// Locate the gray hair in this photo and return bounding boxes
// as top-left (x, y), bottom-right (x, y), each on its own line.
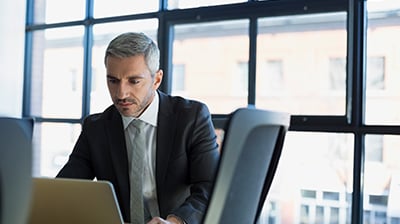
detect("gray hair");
top-left (104, 32), bottom-right (160, 75)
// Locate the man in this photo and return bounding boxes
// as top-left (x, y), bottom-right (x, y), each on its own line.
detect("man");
top-left (57, 32), bottom-right (220, 224)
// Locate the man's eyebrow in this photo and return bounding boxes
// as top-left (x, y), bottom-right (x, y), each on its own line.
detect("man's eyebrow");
top-left (106, 74), bottom-right (145, 79)
top-left (127, 74), bottom-right (145, 79)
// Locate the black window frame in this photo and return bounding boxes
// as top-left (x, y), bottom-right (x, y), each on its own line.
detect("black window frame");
top-left (23, 1), bottom-right (400, 224)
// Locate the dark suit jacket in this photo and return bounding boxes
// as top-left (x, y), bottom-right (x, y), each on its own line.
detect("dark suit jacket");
top-left (57, 91), bottom-right (220, 224)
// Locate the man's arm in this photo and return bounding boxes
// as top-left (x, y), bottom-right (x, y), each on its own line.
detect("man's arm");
top-left (171, 103), bottom-right (220, 224)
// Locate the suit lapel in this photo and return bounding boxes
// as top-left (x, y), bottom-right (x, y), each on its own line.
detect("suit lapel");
top-left (105, 108), bottom-right (130, 193)
top-left (156, 92), bottom-right (177, 190)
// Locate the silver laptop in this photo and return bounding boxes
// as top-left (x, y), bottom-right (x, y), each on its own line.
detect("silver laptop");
top-left (28, 177), bottom-right (124, 224)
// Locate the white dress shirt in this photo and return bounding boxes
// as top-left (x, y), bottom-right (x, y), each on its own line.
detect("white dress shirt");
top-left (122, 92), bottom-right (160, 219)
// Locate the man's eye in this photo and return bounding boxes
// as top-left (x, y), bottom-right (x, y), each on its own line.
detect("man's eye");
top-left (129, 79), bottom-right (140, 84)
top-left (108, 78), bottom-right (118, 84)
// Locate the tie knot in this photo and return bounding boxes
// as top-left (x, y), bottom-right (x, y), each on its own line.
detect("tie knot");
top-left (131, 119), bottom-right (145, 130)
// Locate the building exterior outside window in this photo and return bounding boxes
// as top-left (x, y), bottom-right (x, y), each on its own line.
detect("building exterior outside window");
top-left (23, 0), bottom-right (400, 223)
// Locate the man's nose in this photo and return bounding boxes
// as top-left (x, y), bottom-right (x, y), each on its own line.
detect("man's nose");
top-left (116, 82), bottom-right (130, 99)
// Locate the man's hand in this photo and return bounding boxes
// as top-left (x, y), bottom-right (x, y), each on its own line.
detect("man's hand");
top-left (146, 215), bottom-right (184, 224)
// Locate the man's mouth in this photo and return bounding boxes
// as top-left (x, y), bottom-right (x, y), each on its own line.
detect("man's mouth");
top-left (117, 99), bottom-right (135, 107)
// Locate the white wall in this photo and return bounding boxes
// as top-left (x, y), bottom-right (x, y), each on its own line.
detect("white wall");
top-left (0, 0), bottom-right (26, 117)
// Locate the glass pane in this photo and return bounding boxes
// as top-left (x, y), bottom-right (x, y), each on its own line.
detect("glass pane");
top-left (94, 0), bottom-right (158, 18)
top-left (171, 20), bottom-right (249, 114)
top-left (316, 206), bottom-right (324, 223)
top-left (364, 134), bottom-right (400, 223)
top-left (365, 1), bottom-right (400, 125)
top-left (32, 122), bottom-right (81, 177)
top-left (33, 0), bottom-right (85, 24)
top-left (256, 12), bottom-right (347, 115)
top-left (168, 0), bottom-right (246, 10)
top-left (30, 27), bottom-right (84, 118)
top-left (330, 207), bottom-right (340, 224)
top-left (91, 19), bottom-right (158, 114)
top-left (257, 132), bottom-right (354, 224)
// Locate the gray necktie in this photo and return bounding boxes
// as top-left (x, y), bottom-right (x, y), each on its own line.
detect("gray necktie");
top-left (129, 119), bottom-right (146, 224)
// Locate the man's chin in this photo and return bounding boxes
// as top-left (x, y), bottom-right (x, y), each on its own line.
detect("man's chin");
top-left (118, 107), bottom-right (135, 117)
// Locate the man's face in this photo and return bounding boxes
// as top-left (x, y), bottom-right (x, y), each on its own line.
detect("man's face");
top-left (105, 55), bottom-right (163, 117)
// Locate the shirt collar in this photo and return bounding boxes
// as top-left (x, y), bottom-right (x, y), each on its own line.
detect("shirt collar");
top-left (121, 91), bottom-right (159, 129)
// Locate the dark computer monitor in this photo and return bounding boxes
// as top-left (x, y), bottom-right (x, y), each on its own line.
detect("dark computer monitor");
top-left (0, 117), bottom-right (33, 224)
top-left (205, 108), bottom-right (290, 224)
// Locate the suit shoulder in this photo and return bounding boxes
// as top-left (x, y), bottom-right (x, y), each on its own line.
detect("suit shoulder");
top-left (82, 105), bottom-right (117, 125)
top-left (168, 94), bottom-right (207, 109)
top-left (159, 91), bottom-right (212, 118)
top-left (84, 113), bottom-right (102, 123)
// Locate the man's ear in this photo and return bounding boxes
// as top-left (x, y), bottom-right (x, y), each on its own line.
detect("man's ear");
top-left (153, 69), bottom-right (163, 89)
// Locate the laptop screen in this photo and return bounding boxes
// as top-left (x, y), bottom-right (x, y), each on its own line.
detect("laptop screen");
top-left (0, 117), bottom-right (33, 224)
top-left (28, 178), bottom-right (124, 224)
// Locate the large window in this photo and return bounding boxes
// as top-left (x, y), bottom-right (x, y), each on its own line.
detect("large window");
top-left (365, 1), bottom-right (400, 125)
top-left (24, 0), bottom-right (400, 223)
top-left (30, 27), bottom-right (84, 119)
top-left (258, 132), bottom-right (354, 224)
top-left (171, 20), bottom-right (250, 113)
top-left (256, 13), bottom-right (347, 115)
